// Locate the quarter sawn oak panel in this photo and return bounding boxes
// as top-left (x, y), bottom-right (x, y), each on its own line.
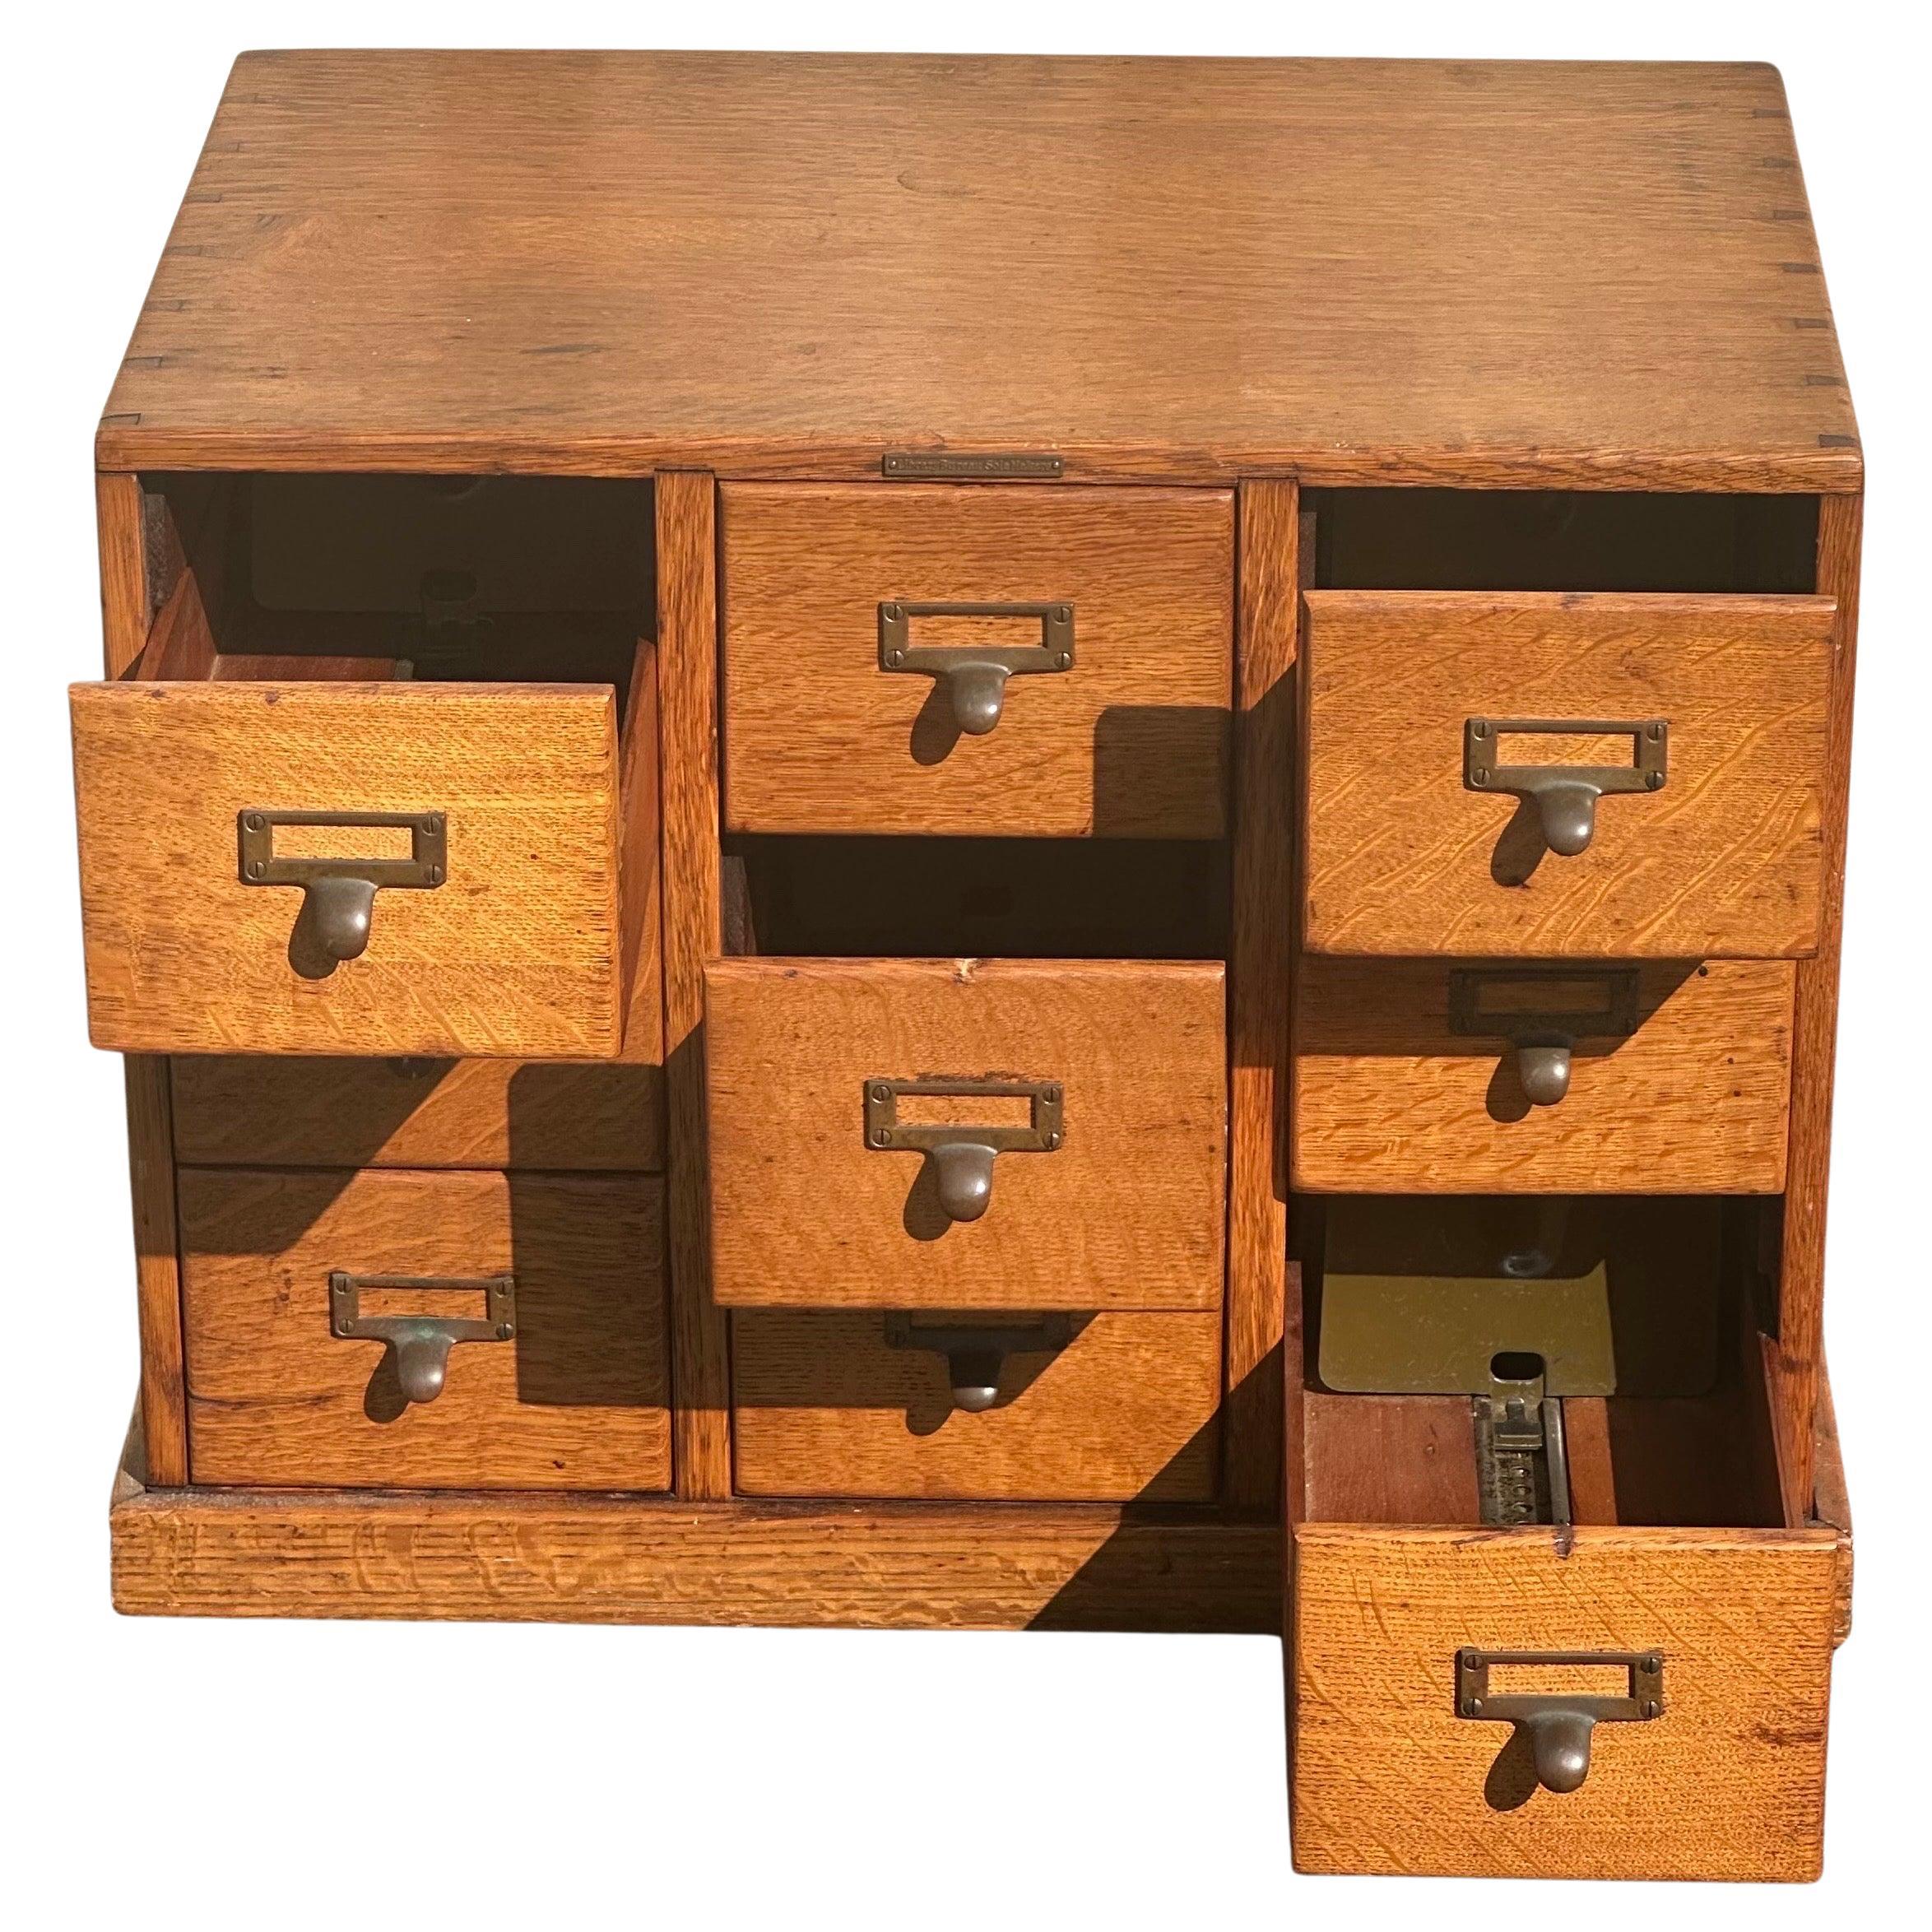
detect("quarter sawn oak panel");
top-left (72, 680), bottom-right (625, 1057)
top-left (1293, 958), bottom-right (1795, 1192)
top-left (180, 1168), bottom-right (671, 1490)
top-left (704, 958), bottom-right (1226, 1312)
top-left (721, 483), bottom-right (1233, 838)
top-left (732, 1308), bottom-right (1221, 1501)
top-left (1302, 592), bottom-right (1837, 958)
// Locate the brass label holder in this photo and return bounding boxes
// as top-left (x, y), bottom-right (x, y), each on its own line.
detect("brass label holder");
top-left (1456, 1648), bottom-right (1665, 1795)
top-left (1448, 965), bottom-right (1642, 1107)
top-left (881, 452), bottom-right (1063, 480)
top-left (884, 1312), bottom-right (1075, 1413)
top-left (329, 1270), bottom-right (515, 1408)
top-left (878, 601), bottom-right (1074, 736)
top-left (239, 807), bottom-right (448, 974)
top-left (865, 1075), bottom-right (1064, 1228)
top-left (1464, 716), bottom-right (1669, 856)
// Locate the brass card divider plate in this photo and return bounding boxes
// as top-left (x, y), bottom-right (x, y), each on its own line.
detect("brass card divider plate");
top-left (1316, 1196), bottom-right (1724, 1399)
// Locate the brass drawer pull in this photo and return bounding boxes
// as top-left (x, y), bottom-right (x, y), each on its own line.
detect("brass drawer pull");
top-left (329, 1270), bottom-right (515, 1406)
top-left (1448, 967), bottom-right (1641, 1107)
top-left (878, 601), bottom-right (1075, 736)
top-left (1464, 718), bottom-right (1668, 856)
top-left (865, 1076), bottom-right (1065, 1225)
top-left (239, 808), bottom-right (448, 976)
top-left (884, 1312), bottom-right (1074, 1412)
top-left (1456, 1648), bottom-right (1664, 1794)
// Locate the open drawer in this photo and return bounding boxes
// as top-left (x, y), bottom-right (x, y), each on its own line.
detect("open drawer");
top-left (72, 473), bottom-right (659, 1057)
top-left (1284, 1210), bottom-right (1853, 1883)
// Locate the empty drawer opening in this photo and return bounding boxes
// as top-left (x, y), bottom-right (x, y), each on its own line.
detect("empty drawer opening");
top-left (1306, 488), bottom-right (1819, 592)
top-left (72, 472), bottom-right (662, 1059)
top-left (1293, 1195), bottom-right (1791, 1531)
top-left (720, 835), bottom-right (1228, 959)
top-left (123, 471), bottom-right (653, 698)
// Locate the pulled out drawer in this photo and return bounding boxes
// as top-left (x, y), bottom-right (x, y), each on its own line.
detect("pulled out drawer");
top-left (733, 1307), bottom-right (1221, 1501)
top-left (71, 475), bottom-right (660, 1058)
top-left (704, 957), bottom-right (1226, 1311)
top-left (1301, 591), bottom-right (1837, 957)
top-left (720, 483), bottom-right (1233, 838)
top-left (179, 1168), bottom-right (671, 1490)
top-left (1286, 1212), bottom-right (1851, 1881)
top-left (1293, 958), bottom-right (1795, 1193)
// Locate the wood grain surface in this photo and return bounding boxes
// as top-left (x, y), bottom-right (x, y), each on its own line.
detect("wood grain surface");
top-left (732, 1309), bottom-right (1221, 1501)
top-left (705, 958), bottom-right (1226, 1310)
top-left (1289, 1521), bottom-right (1840, 1880)
top-left (1222, 481), bottom-right (1299, 1508)
top-left (1302, 592), bottom-right (1837, 957)
top-left (109, 1475), bottom-right (1279, 1632)
top-left (1293, 958), bottom-right (1795, 1192)
top-left (656, 472), bottom-right (735, 1498)
top-left (170, 1054), bottom-right (664, 1171)
top-left (100, 53), bottom-right (1856, 489)
top-left (72, 679), bottom-right (626, 1056)
top-left (720, 483), bottom-right (1232, 836)
top-left (179, 1168), bottom-right (671, 1490)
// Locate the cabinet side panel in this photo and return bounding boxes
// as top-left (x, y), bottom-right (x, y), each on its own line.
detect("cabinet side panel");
top-left (1772, 491), bottom-right (1862, 1519)
top-left (96, 471), bottom-right (189, 1485)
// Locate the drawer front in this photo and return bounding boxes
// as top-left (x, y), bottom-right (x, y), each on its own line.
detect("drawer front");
top-left (172, 1055), bottom-right (665, 1172)
top-left (72, 680), bottom-right (623, 1056)
top-left (720, 483), bottom-right (1233, 837)
top-left (1290, 1524), bottom-right (1840, 1881)
top-left (1302, 592), bottom-right (1837, 957)
top-left (1293, 959), bottom-right (1795, 1193)
top-left (733, 1308), bottom-right (1220, 1501)
top-left (180, 1168), bottom-right (670, 1489)
top-left (704, 958), bottom-right (1226, 1310)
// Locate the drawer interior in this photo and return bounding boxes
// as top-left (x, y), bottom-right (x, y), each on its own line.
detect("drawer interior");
top-left (1305, 489), bottom-right (1819, 592)
top-left (137, 471), bottom-right (654, 680)
top-left (1293, 1196), bottom-right (1789, 1531)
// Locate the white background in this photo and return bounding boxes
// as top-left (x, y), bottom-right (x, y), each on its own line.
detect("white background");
top-left (2, 3), bottom-right (1924, 1924)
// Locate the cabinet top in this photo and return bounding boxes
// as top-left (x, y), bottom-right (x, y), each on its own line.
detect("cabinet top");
top-left (100, 50), bottom-right (1859, 490)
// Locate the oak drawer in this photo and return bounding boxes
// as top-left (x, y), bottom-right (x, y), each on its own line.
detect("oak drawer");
top-left (704, 957), bottom-right (1226, 1310)
top-left (1301, 592), bottom-right (1837, 957)
top-left (179, 1168), bottom-right (671, 1489)
top-left (719, 483), bottom-right (1233, 837)
top-left (1290, 1521), bottom-right (1844, 1880)
top-left (72, 643), bottom-right (658, 1058)
top-left (732, 1307), bottom-right (1221, 1501)
top-left (1293, 959), bottom-right (1795, 1193)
